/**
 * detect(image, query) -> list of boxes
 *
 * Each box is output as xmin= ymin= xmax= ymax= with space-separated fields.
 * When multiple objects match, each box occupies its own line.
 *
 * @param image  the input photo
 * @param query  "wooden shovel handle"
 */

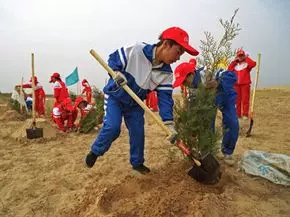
xmin=249 ymin=53 xmax=261 ymax=116
xmin=31 ymin=53 xmax=36 ymax=124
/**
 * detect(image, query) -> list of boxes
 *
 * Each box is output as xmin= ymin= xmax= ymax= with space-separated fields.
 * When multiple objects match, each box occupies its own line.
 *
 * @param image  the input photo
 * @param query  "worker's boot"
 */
xmin=85 ymin=151 xmax=98 ymax=168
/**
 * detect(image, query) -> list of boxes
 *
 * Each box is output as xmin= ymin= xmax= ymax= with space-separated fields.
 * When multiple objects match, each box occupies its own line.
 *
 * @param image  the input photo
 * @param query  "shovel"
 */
xmin=246 ymin=53 xmax=261 ymax=137
xmin=89 ymin=49 xmax=221 ymax=184
xmin=26 ymin=53 xmax=43 ymax=139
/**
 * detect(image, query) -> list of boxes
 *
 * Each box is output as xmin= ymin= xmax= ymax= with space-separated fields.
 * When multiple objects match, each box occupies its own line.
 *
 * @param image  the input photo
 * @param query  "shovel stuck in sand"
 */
xmin=246 ymin=53 xmax=261 ymax=137
xmin=89 ymin=49 xmax=221 ymax=184
xmin=26 ymin=53 xmax=43 ymax=139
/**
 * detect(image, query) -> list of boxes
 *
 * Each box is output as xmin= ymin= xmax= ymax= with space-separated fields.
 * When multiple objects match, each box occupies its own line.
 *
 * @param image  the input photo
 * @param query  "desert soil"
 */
xmin=0 ymin=88 xmax=289 ymax=217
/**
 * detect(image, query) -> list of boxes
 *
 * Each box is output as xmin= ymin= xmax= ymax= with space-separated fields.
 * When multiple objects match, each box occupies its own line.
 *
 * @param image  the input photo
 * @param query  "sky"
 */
xmin=0 ymin=0 xmax=289 ymax=94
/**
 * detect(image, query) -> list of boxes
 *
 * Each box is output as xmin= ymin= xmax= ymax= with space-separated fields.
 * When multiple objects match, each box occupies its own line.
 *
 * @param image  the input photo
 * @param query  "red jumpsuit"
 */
xmin=21 ymin=82 xmax=46 ymax=115
xmin=53 ymin=80 xmax=70 ymax=106
xmin=52 ymin=103 xmax=78 ymax=132
xmin=228 ymin=56 xmax=256 ymax=117
xmin=146 ymin=91 xmax=158 ymax=112
xmin=82 ymin=82 xmax=92 ymax=104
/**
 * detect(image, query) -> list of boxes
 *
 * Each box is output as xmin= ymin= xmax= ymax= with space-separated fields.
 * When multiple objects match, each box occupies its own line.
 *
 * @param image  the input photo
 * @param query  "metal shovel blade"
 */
xmin=187 ymin=153 xmax=221 ymax=184
xmin=246 ymin=119 xmax=254 ymax=137
xmin=26 ymin=127 xmax=43 ymax=139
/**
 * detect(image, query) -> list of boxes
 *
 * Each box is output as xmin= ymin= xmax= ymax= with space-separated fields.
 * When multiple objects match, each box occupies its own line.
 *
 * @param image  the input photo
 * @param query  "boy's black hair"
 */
xmin=156 ymin=36 xmax=179 ymax=47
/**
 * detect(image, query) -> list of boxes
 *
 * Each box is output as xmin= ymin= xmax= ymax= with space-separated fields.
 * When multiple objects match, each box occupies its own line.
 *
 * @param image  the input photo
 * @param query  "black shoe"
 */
xmin=85 ymin=151 xmax=98 ymax=168
xmin=133 ymin=164 xmax=151 ymax=174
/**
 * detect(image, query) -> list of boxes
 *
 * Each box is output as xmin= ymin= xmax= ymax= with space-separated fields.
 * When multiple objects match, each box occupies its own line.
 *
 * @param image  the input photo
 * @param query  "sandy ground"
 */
xmin=0 ymin=88 xmax=290 ymax=217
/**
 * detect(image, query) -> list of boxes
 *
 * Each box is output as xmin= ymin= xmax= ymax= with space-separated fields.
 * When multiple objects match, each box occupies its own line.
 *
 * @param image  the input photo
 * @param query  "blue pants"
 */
xmin=216 ymin=92 xmax=239 ymax=155
xmin=91 ymin=95 xmax=145 ymax=167
xmin=26 ymin=100 xmax=32 ymax=111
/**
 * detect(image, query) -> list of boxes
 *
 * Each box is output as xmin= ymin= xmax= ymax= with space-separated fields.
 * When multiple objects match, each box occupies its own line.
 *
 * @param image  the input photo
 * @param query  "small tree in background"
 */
xmin=9 ymin=98 xmax=21 ymax=113
xmin=174 ymin=9 xmax=241 ymax=158
xmin=79 ymin=87 xmax=104 ymax=133
xmin=69 ymin=91 xmax=77 ymax=102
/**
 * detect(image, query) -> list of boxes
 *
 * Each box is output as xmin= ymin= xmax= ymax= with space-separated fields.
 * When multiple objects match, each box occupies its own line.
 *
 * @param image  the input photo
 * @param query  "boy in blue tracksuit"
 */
xmin=173 ymin=60 xmax=239 ymax=166
xmin=85 ymin=27 xmax=199 ymax=174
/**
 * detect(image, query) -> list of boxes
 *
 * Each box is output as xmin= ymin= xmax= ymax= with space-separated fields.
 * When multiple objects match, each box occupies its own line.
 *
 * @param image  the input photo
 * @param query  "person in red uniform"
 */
xmin=81 ymin=79 xmax=92 ymax=104
xmin=49 ymin=72 xmax=70 ymax=106
xmin=75 ymin=96 xmax=94 ymax=120
xmin=15 ymin=76 xmax=46 ymax=116
xmin=146 ymin=91 xmax=158 ymax=112
xmin=228 ymin=49 xmax=256 ymax=119
xmin=52 ymin=98 xmax=78 ymax=132
xmin=179 ymin=58 xmax=197 ymax=97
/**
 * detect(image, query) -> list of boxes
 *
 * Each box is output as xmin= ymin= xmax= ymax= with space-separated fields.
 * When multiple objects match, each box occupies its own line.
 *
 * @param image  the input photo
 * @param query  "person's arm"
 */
xmin=108 ymin=44 xmax=136 ymax=72
xmin=107 ymin=46 xmax=133 ymax=86
xmin=15 ymin=83 xmax=32 ymax=88
xmin=81 ymin=88 xmax=86 ymax=95
xmin=192 ymin=68 xmax=203 ymax=88
xmin=228 ymin=60 xmax=238 ymax=71
xmin=180 ymin=85 xmax=188 ymax=97
xmin=245 ymin=56 xmax=256 ymax=71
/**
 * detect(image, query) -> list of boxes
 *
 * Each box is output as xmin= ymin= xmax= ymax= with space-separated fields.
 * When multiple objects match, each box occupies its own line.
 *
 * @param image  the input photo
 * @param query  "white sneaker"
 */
xmin=216 ymin=152 xmax=225 ymax=160
xmin=224 ymin=154 xmax=235 ymax=166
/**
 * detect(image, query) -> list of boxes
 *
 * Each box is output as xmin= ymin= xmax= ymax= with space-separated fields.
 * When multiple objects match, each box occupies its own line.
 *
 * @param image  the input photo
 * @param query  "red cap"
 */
xmin=189 ymin=58 xmax=197 ymax=65
xmin=173 ymin=62 xmax=196 ymax=88
xmin=29 ymin=76 xmax=38 ymax=83
xmin=161 ymin=27 xmax=199 ymax=56
xmin=49 ymin=72 xmax=60 ymax=83
xmin=236 ymin=49 xmax=245 ymax=57
xmin=75 ymin=96 xmax=85 ymax=108
xmin=82 ymin=79 xmax=88 ymax=86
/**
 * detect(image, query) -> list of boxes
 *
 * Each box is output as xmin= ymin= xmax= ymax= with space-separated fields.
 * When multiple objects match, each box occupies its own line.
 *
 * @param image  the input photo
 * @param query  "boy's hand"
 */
xmin=205 ymin=80 xmax=218 ymax=89
xmin=114 ymin=71 xmax=127 ymax=86
xmin=164 ymin=121 xmax=178 ymax=143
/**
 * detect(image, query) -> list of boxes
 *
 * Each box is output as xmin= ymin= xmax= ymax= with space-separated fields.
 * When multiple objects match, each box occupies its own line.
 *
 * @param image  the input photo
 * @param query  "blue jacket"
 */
xmin=104 ymin=43 xmax=174 ymax=121
xmin=192 ymin=67 xmax=237 ymax=95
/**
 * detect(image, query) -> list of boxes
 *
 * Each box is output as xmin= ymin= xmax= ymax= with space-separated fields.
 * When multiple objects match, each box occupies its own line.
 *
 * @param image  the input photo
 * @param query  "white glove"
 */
xmin=164 ymin=121 xmax=178 ymax=143
xmin=114 ymin=71 xmax=127 ymax=86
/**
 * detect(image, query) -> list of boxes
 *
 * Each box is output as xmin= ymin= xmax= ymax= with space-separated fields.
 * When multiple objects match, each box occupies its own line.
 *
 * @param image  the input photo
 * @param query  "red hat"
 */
xmin=82 ymin=79 xmax=88 ymax=86
xmin=29 ymin=76 xmax=38 ymax=83
xmin=189 ymin=58 xmax=197 ymax=66
xmin=161 ymin=27 xmax=199 ymax=56
xmin=236 ymin=49 xmax=245 ymax=57
xmin=75 ymin=96 xmax=86 ymax=108
xmin=49 ymin=72 xmax=60 ymax=83
xmin=173 ymin=62 xmax=196 ymax=88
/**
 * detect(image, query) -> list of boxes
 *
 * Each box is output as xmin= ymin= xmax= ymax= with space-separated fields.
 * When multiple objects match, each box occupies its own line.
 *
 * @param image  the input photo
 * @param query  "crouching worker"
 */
xmin=173 ymin=60 xmax=239 ymax=166
xmin=25 ymin=94 xmax=33 ymax=112
xmin=74 ymin=96 xmax=95 ymax=128
xmin=75 ymin=96 xmax=94 ymax=119
xmin=52 ymin=98 xmax=78 ymax=132
xmin=15 ymin=76 xmax=46 ymax=116
xmin=85 ymin=27 xmax=199 ymax=174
